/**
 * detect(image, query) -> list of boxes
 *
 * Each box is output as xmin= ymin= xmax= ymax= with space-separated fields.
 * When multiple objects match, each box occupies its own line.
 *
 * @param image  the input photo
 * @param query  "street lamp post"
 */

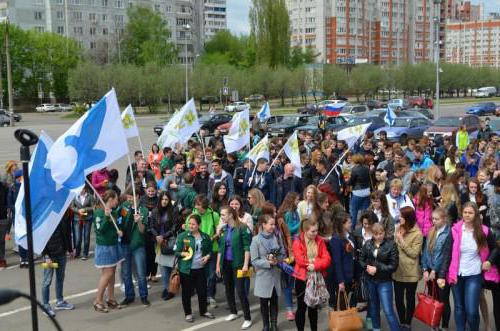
xmin=434 ymin=0 xmax=441 ymax=120
xmin=183 ymin=24 xmax=191 ymax=104
xmin=1 ymin=17 xmax=14 ymax=126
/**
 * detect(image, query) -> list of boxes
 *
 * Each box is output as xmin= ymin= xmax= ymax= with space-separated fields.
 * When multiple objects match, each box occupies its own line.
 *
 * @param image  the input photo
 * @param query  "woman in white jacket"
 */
xmin=385 ymin=178 xmax=414 ymax=224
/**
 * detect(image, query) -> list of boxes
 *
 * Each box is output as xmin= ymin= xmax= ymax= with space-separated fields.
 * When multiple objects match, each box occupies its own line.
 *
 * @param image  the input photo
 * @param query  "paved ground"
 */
xmin=0 ymin=103 xmax=496 ymax=330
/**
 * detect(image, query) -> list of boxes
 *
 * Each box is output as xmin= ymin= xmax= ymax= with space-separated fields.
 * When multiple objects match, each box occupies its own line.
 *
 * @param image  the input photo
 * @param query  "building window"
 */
xmin=34 ymin=11 xmax=42 ymax=20
xmin=74 ymin=26 xmax=83 ymax=34
xmin=154 ymin=4 xmax=160 ymax=12
xmin=57 ymin=26 xmax=64 ymax=34
xmin=103 ymin=27 xmax=108 ymax=35
xmin=90 ymin=41 xmax=96 ymax=49
xmin=89 ymin=13 xmax=96 ymax=21
xmin=35 ymin=26 xmax=45 ymax=32
xmin=102 ymin=14 xmax=107 ymax=21
xmin=114 ymin=0 xmax=123 ymax=8
xmin=56 ymin=0 xmax=63 ymax=4
xmin=90 ymin=27 xmax=96 ymax=35
xmin=73 ymin=12 xmax=82 ymax=20
xmin=56 ymin=11 xmax=63 ymax=19
xmin=102 ymin=0 xmax=108 ymax=7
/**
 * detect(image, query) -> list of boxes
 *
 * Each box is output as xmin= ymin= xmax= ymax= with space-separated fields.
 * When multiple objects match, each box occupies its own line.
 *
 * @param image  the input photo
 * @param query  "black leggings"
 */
xmin=427 ymin=279 xmax=451 ymax=329
xmin=144 ymin=235 xmax=157 ymax=278
xmin=394 ymin=281 xmax=418 ymax=325
xmin=222 ymin=261 xmax=251 ymax=320
xmin=180 ymin=268 xmax=207 ymax=316
xmin=259 ymin=288 xmax=278 ymax=329
xmin=295 ymin=279 xmax=318 ymax=331
xmin=491 ymin=285 xmax=500 ymax=331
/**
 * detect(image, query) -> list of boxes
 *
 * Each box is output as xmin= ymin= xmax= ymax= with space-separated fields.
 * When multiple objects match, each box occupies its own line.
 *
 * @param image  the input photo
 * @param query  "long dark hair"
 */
xmin=400 ymin=206 xmax=417 ymax=233
xmin=277 ymin=192 xmax=299 ymax=220
xmin=228 ymin=195 xmax=246 ymax=218
xmin=332 ymin=212 xmax=350 ymax=236
xmin=370 ymin=190 xmax=390 ymax=217
xmin=156 ymin=191 xmax=175 ymax=223
xmin=466 ymin=178 xmax=485 ymax=205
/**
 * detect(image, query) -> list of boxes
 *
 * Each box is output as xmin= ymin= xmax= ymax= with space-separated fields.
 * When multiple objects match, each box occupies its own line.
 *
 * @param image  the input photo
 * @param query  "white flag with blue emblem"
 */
xmin=15 ymin=131 xmax=78 ymax=254
xmin=158 ymin=98 xmax=201 ymax=148
xmin=283 ymin=131 xmax=301 ymax=178
xmin=248 ymin=134 xmax=269 ymax=164
xmin=256 ymin=102 xmax=271 ymax=122
xmin=121 ymin=104 xmax=139 ymax=139
xmin=384 ymin=106 xmax=396 ymax=126
xmin=46 ymin=88 xmax=129 ymax=191
xmin=224 ymin=109 xmax=250 ymax=153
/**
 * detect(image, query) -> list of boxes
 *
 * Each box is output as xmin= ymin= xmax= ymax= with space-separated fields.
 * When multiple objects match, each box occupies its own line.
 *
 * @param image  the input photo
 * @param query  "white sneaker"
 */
xmin=241 ymin=320 xmax=252 ymax=329
xmin=225 ymin=314 xmax=238 ymax=321
xmin=209 ymin=297 xmax=217 ymax=308
xmin=120 ymin=284 xmax=125 ymax=293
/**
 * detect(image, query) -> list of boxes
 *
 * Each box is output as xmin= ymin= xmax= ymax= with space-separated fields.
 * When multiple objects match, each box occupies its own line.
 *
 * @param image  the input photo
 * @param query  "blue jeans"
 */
xmin=366 ymin=279 xmax=400 ymax=331
xmin=451 ymin=274 xmax=482 ymax=331
xmin=121 ymin=245 xmax=148 ymax=299
xmin=350 ymin=195 xmax=370 ymax=230
xmin=161 ymin=265 xmax=172 ymax=291
xmin=72 ymin=218 xmax=92 ymax=257
xmin=282 ymin=273 xmax=294 ymax=310
xmin=205 ymin=252 xmax=217 ymax=298
xmin=41 ymin=255 xmax=67 ymax=305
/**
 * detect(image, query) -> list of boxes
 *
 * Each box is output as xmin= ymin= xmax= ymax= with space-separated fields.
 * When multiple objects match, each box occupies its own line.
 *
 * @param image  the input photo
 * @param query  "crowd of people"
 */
xmin=0 ymin=117 xmax=499 ymax=331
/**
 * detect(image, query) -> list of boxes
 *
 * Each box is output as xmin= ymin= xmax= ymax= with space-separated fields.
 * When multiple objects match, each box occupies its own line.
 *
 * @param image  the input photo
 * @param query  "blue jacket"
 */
xmin=329 ymin=234 xmax=355 ymax=285
xmin=421 ymin=225 xmax=451 ymax=272
xmin=461 ymin=153 xmax=480 ymax=178
xmin=411 ymin=155 xmax=434 ymax=172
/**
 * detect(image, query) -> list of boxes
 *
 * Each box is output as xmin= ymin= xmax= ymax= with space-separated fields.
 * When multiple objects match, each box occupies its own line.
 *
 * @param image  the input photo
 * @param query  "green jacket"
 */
xmin=94 ymin=208 xmax=120 ymax=246
xmin=175 ymin=230 xmax=212 ymax=275
xmin=177 ymin=185 xmax=197 ymax=209
xmin=160 ymin=157 xmax=175 ymax=173
xmin=456 ymin=130 xmax=469 ymax=152
xmin=119 ymin=202 xmax=149 ymax=251
xmin=185 ymin=208 xmax=220 ymax=252
xmin=218 ymin=225 xmax=252 ymax=270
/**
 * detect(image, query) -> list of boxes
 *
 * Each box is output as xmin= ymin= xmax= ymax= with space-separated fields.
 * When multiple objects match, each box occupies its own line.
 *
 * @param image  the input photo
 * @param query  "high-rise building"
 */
xmin=286 ymin=0 xmax=438 ymax=65
xmin=0 ymin=0 xmax=226 ymax=63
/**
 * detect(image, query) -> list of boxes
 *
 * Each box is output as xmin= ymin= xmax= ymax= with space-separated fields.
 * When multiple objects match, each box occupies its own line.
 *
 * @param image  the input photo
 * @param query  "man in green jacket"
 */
xmin=177 ymin=173 xmax=197 ymax=210
xmin=119 ymin=189 xmax=150 ymax=307
xmin=184 ymin=194 xmax=220 ymax=308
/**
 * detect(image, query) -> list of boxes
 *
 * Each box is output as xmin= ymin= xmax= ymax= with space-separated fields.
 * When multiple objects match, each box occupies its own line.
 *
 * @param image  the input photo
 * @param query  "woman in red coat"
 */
xmin=292 ymin=218 xmax=332 ymax=331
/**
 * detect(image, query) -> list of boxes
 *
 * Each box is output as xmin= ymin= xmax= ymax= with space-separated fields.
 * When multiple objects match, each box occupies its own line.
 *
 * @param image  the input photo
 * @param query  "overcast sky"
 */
xmin=226 ymin=1 xmax=499 ymax=36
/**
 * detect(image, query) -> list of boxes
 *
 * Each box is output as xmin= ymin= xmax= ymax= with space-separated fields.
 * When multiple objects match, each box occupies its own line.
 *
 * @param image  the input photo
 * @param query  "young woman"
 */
xmin=292 ymin=219 xmax=331 ymax=331
xmin=250 ymin=215 xmax=285 ymax=331
xmin=460 ymin=178 xmax=489 ymax=226
xmin=444 ymin=146 xmax=459 ymax=175
xmin=211 ymin=182 xmax=229 ymax=213
xmin=148 ymin=143 xmax=163 ymax=181
xmin=374 ymin=169 xmax=388 ymax=193
xmin=297 ymin=185 xmax=318 ymax=221
xmin=421 ymin=207 xmax=452 ymax=331
xmin=215 ymin=207 xmax=252 ymax=329
xmin=438 ymin=202 xmax=499 ymax=331
xmin=277 ymin=192 xmax=300 ymax=241
xmin=329 ymin=213 xmax=356 ymax=310
xmin=439 ymin=184 xmax=460 ymax=224
xmin=425 ymin=165 xmax=443 ymax=203
xmin=70 ymin=184 xmax=95 ymax=259
xmin=393 ymin=206 xmax=423 ymax=331
xmin=140 ymin=182 xmax=159 ymax=282
xmin=368 ymin=190 xmax=395 ymax=239
xmin=359 ymin=223 xmax=400 ymax=331
xmin=413 ymin=183 xmax=434 ymax=238
xmin=461 ymin=145 xmax=480 ymax=178
xmin=175 ymin=214 xmax=215 ymax=323
xmin=229 ymin=195 xmax=253 ymax=232
xmin=385 ymin=179 xmax=414 ymax=224
xmin=348 ymin=154 xmax=371 ymax=229
xmin=150 ymin=191 xmax=181 ymax=300
xmin=247 ymin=188 xmax=265 ymax=232
xmin=312 ymin=192 xmax=333 ymax=241
xmin=93 ymin=190 xmax=123 ymax=313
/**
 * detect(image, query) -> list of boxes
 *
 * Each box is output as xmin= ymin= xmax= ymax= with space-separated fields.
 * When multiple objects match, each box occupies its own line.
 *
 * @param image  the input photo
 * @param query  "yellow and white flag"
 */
xmin=248 ymin=134 xmax=269 ymax=164
xmin=158 ymin=98 xmax=201 ymax=148
xmin=223 ymin=109 xmax=250 ymax=153
xmin=336 ymin=123 xmax=371 ymax=149
xmin=121 ymin=104 xmax=139 ymax=139
xmin=283 ymin=131 xmax=301 ymax=178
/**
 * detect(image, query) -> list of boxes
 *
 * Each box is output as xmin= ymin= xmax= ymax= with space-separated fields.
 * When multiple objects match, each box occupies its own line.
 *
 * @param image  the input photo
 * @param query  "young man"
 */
xmin=177 ymin=173 xmax=197 ymax=210
xmin=193 ymin=162 xmax=210 ymax=195
xmin=41 ymin=210 xmax=74 ymax=316
xmin=207 ymin=159 xmax=234 ymax=201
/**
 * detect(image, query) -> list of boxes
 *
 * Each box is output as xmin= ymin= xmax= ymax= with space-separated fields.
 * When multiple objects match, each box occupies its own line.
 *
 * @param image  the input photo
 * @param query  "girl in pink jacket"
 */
xmin=413 ymin=184 xmax=434 ymax=237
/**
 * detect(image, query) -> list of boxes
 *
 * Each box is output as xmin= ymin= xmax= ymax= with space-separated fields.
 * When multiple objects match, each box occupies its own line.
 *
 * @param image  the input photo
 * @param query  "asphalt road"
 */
xmin=0 ymin=102 xmax=496 ymax=330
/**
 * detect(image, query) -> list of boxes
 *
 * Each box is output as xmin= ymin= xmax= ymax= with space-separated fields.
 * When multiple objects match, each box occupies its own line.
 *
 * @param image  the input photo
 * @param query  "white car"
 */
xmin=35 ymin=104 xmax=59 ymax=112
xmin=475 ymin=86 xmax=497 ymax=98
xmin=57 ymin=104 xmax=74 ymax=112
xmin=224 ymin=102 xmax=251 ymax=113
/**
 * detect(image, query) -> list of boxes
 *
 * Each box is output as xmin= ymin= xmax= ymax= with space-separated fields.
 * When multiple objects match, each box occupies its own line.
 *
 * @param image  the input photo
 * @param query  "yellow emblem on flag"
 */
xmin=122 ymin=113 xmax=135 ymax=129
xmin=239 ymin=119 xmax=249 ymax=137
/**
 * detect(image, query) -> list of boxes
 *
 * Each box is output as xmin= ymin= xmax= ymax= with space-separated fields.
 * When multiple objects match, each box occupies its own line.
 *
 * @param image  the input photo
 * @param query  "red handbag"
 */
xmin=414 ymin=282 xmax=444 ymax=328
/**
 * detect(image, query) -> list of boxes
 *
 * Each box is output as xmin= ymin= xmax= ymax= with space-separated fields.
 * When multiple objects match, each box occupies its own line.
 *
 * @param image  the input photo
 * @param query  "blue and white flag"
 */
xmin=46 ymin=89 xmax=129 ymax=191
xmin=384 ymin=106 xmax=396 ymax=126
xmin=15 ymin=131 xmax=78 ymax=254
xmin=257 ymin=102 xmax=271 ymax=122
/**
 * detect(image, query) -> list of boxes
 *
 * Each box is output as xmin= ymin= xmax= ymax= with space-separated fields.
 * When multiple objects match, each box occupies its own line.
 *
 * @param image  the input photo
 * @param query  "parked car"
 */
xmin=317 ymin=100 xmax=349 ymax=110
xmin=368 ymin=108 xmax=427 ymax=119
xmin=56 ymin=104 xmax=73 ymax=112
xmin=475 ymin=86 xmax=497 ymax=98
xmin=246 ymin=94 xmax=265 ymax=103
xmin=0 ymin=113 xmax=10 ymax=126
xmin=268 ymin=115 xmax=312 ymax=136
xmin=340 ymin=104 xmax=370 ymax=115
xmin=200 ymin=96 xmax=220 ymax=104
xmin=411 ymin=108 xmax=434 ymax=120
xmin=344 ymin=115 xmax=387 ymax=133
xmin=35 ymin=103 xmax=59 ymax=112
xmin=153 ymin=113 xmax=233 ymax=136
xmin=365 ymin=100 xmax=386 ymax=110
xmin=387 ymin=99 xmax=410 ymax=110
xmin=0 ymin=109 xmax=21 ymax=122
xmin=423 ymin=114 xmax=480 ymax=141
xmin=224 ymin=101 xmax=250 ymax=113
xmin=496 ymin=104 xmax=500 ymax=117
xmin=297 ymin=103 xmax=319 ymax=114
xmin=375 ymin=117 xmax=432 ymax=144
xmin=466 ymin=102 xmax=497 ymax=116
xmin=296 ymin=115 xmax=348 ymax=135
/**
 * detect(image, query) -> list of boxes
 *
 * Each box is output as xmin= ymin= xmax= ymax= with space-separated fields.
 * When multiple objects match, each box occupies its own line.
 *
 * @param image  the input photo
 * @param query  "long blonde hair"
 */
xmin=425 ymin=165 xmax=442 ymax=185
xmin=427 ymin=207 xmax=448 ymax=253
xmin=440 ymin=183 xmax=461 ymax=212
xmin=248 ymin=188 xmax=265 ymax=211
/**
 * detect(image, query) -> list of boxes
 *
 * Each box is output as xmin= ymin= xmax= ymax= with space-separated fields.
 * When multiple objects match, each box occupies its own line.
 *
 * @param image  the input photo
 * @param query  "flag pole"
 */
xmin=126 ymin=154 xmax=138 ymax=213
xmin=137 ymin=134 xmax=145 ymax=157
xmin=85 ymin=178 xmax=121 ymax=234
xmin=196 ymin=131 xmax=206 ymax=161
xmin=320 ymin=149 xmax=350 ymax=185
xmin=267 ymin=145 xmax=285 ymax=173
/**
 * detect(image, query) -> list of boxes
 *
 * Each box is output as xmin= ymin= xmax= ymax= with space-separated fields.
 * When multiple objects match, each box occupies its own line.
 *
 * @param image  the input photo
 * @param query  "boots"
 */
xmin=260 ymin=299 xmax=270 ymax=331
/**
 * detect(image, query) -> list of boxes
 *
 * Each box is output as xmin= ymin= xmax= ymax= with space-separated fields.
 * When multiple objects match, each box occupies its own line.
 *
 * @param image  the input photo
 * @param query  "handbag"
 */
xmin=353 ymin=273 xmax=368 ymax=304
xmin=168 ymin=258 xmax=181 ymax=294
xmin=160 ymin=223 xmax=176 ymax=255
xmin=328 ymin=292 xmax=363 ymax=331
xmin=304 ymin=271 xmax=330 ymax=308
xmin=414 ymin=281 xmax=444 ymax=328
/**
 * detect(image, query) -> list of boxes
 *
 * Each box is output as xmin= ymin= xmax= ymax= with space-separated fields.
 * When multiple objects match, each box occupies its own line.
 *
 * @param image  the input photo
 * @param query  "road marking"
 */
xmin=181 ymin=304 xmax=260 ymax=331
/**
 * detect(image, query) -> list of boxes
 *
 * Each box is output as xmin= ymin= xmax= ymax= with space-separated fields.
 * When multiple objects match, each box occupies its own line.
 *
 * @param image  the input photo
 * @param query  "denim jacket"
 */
xmin=421 ymin=225 xmax=451 ymax=272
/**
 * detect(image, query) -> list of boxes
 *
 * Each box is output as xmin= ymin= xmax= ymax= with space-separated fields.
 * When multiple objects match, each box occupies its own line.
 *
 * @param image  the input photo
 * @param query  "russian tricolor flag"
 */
xmin=323 ymin=103 xmax=346 ymax=117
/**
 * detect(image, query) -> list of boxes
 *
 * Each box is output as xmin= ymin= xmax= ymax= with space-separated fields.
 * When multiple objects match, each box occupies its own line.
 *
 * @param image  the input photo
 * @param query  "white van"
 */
xmin=475 ymin=86 xmax=497 ymax=98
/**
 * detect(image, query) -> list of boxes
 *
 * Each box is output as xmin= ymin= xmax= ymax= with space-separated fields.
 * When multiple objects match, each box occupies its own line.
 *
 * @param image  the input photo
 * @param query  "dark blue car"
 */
xmin=467 ymin=102 xmax=496 ymax=116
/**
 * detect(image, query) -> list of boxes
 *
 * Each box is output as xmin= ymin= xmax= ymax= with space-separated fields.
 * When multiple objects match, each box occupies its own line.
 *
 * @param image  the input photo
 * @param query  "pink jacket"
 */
xmin=447 ymin=221 xmax=500 ymax=285
xmin=413 ymin=197 xmax=433 ymax=237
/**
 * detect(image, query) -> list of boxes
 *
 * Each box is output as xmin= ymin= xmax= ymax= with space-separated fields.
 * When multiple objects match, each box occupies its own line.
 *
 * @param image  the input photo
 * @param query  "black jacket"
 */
xmin=348 ymin=165 xmax=371 ymax=191
xmin=42 ymin=213 xmax=72 ymax=258
xmin=359 ymin=238 xmax=399 ymax=282
xmin=0 ymin=181 xmax=8 ymax=220
xmin=149 ymin=207 xmax=181 ymax=240
xmin=193 ymin=172 xmax=209 ymax=195
xmin=274 ymin=175 xmax=303 ymax=207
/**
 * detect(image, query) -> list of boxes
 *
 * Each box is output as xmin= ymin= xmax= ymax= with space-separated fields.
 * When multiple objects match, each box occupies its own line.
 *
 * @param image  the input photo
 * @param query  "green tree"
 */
xmin=249 ymin=0 xmax=290 ymax=68
xmin=323 ymin=65 xmax=348 ymax=99
xmin=121 ymin=6 xmax=177 ymax=66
